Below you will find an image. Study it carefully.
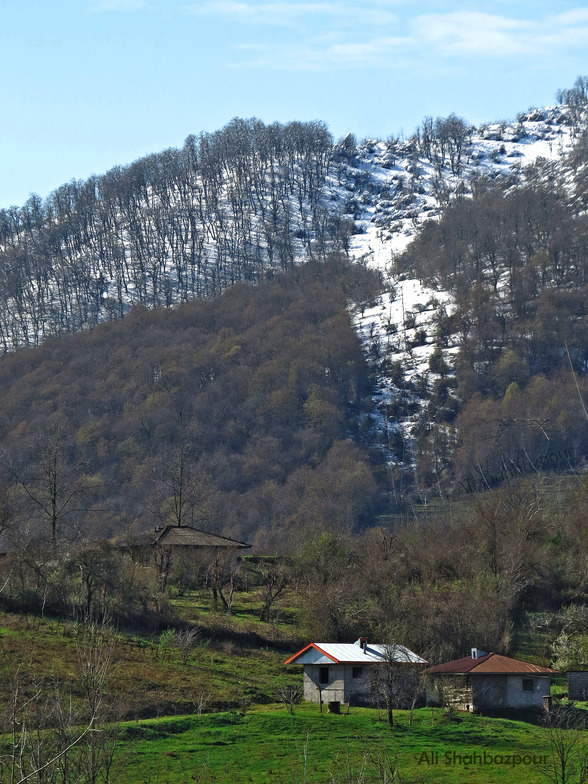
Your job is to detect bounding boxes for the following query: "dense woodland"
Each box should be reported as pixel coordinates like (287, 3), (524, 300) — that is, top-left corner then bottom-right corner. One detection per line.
(0, 255), (586, 671)
(0, 258), (381, 549)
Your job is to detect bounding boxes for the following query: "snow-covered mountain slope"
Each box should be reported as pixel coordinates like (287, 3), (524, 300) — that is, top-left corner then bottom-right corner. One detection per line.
(344, 108), (574, 264)
(336, 104), (583, 468)
(0, 105), (580, 353)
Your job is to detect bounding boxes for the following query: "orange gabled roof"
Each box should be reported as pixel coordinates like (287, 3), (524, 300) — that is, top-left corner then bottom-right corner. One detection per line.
(427, 652), (559, 675)
(284, 643), (339, 666)
(285, 642), (427, 666)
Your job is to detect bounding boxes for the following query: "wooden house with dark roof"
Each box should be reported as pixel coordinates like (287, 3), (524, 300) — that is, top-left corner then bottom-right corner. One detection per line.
(142, 525), (250, 550)
(426, 648), (559, 713)
(118, 525), (251, 590)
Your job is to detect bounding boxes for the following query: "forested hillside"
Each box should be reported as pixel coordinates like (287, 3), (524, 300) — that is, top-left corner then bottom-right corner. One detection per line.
(0, 88), (586, 707)
(359, 119), (588, 502)
(0, 258), (381, 548)
(0, 83), (586, 520)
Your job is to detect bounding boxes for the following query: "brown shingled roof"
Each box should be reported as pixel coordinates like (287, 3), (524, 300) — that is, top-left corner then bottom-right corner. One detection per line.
(156, 525), (250, 548)
(119, 525), (250, 549)
(427, 652), (558, 675)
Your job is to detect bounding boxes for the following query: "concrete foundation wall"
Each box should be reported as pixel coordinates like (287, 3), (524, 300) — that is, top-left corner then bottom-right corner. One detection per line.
(473, 675), (507, 708)
(302, 664), (374, 705)
(473, 675), (549, 709)
(429, 674), (550, 711)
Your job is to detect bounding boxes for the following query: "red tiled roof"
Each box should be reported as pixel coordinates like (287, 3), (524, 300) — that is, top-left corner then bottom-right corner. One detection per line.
(427, 652), (558, 675)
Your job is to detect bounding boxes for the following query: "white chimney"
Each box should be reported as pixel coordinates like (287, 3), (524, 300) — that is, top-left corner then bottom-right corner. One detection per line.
(471, 648), (487, 660)
(355, 637), (368, 653)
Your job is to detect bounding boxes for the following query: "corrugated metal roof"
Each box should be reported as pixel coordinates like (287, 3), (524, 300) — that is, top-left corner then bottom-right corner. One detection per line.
(427, 652), (558, 675)
(285, 642), (427, 666)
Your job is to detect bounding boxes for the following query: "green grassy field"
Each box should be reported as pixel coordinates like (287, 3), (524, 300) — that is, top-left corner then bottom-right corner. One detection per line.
(110, 705), (557, 784)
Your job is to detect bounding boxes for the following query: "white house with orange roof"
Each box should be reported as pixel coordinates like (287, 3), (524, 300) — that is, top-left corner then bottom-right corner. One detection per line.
(285, 637), (427, 706)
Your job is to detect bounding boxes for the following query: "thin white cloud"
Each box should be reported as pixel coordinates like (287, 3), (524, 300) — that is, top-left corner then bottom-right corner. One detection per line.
(552, 8), (588, 25)
(235, 35), (409, 70)
(413, 12), (534, 57)
(186, 1), (337, 23)
(227, 6), (588, 71)
(411, 9), (588, 58)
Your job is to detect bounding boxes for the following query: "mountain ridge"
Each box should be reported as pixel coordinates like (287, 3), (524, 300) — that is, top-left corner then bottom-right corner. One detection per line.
(0, 99), (584, 352)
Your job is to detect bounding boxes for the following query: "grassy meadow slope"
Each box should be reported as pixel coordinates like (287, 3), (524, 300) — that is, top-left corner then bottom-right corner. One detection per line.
(111, 707), (561, 784)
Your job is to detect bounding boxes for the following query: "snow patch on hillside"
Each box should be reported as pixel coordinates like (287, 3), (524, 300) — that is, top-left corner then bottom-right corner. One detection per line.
(339, 105), (580, 463)
(338, 105), (575, 277)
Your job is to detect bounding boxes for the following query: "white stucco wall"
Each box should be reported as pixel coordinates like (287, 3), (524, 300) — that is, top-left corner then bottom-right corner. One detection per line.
(505, 675), (550, 709)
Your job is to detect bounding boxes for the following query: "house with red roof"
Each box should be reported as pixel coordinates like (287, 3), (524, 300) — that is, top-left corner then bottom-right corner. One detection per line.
(426, 648), (559, 712)
(285, 638), (427, 706)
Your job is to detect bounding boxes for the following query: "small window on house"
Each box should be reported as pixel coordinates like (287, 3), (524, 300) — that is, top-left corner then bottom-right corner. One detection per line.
(319, 667), (329, 685)
(352, 666), (363, 679)
(522, 678), (533, 692)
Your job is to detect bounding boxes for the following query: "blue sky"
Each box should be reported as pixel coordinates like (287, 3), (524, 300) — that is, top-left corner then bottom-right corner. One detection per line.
(1, 0), (587, 208)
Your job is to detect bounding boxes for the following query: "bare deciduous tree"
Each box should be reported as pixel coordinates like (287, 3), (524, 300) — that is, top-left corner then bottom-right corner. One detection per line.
(174, 626), (203, 664)
(369, 643), (426, 728)
(0, 616), (117, 784)
(540, 708), (588, 784)
(3, 427), (92, 550)
(258, 558), (289, 623)
(275, 684), (302, 715)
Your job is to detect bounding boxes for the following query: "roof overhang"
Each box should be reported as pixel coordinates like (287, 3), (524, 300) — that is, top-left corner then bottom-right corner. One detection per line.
(285, 643), (340, 666)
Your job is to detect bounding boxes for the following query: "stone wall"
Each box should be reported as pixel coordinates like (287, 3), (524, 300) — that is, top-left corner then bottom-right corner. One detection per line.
(568, 672), (588, 701)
